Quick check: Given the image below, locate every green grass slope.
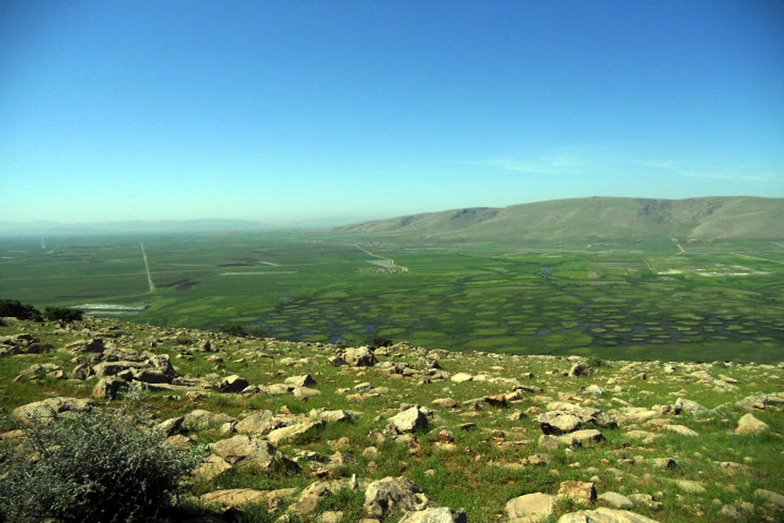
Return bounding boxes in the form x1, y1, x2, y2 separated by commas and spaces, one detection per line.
334, 197, 784, 241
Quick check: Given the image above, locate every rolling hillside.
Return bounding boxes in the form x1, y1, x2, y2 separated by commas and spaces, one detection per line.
334, 196, 784, 240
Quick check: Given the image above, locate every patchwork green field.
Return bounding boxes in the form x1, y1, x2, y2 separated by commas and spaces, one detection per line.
1, 232, 782, 363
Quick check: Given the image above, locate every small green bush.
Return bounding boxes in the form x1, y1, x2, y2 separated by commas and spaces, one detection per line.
219, 321, 248, 337
43, 305, 84, 323
218, 322, 269, 338
367, 335, 393, 349
0, 408, 206, 522
0, 299, 42, 321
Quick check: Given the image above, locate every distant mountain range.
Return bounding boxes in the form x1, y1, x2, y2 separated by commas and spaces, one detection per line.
0, 219, 271, 237
333, 196, 784, 240
3, 197, 782, 240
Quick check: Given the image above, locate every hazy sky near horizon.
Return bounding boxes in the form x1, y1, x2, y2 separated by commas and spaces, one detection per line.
2, 0, 783, 225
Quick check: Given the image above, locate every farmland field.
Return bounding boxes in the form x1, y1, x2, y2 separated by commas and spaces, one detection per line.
1, 232, 782, 362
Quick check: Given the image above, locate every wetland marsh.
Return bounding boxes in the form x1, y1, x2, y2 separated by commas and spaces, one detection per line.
1, 232, 782, 363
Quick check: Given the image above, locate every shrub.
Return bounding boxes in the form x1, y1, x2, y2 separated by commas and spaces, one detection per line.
0, 408, 206, 522
367, 335, 393, 349
43, 306, 84, 323
219, 322, 248, 337
0, 299, 42, 321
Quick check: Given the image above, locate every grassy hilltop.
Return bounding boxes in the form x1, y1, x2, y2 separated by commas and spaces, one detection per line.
0, 313, 782, 522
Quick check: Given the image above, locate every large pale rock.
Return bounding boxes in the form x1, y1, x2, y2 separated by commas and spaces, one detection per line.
310, 408, 358, 423
755, 488, 784, 507
506, 492, 557, 522
92, 376, 131, 400
558, 481, 597, 505
538, 412, 583, 435
736, 392, 784, 410
267, 420, 326, 445
93, 360, 147, 378
734, 413, 769, 435
210, 435, 297, 471
285, 374, 316, 387
364, 476, 431, 517
132, 368, 171, 384
146, 353, 176, 376
673, 398, 707, 414
398, 507, 468, 523
450, 372, 473, 383
558, 429, 605, 446
669, 479, 705, 494
344, 346, 378, 367
12, 397, 91, 423
557, 507, 660, 522
183, 409, 235, 429
235, 411, 282, 435
598, 492, 634, 509
664, 424, 699, 437
389, 407, 430, 434
545, 402, 617, 429
194, 454, 232, 480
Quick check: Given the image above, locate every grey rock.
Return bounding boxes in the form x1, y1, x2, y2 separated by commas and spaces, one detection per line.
558, 429, 605, 446
343, 346, 378, 367
598, 492, 634, 509
506, 492, 557, 522
557, 507, 660, 522
389, 407, 430, 434
235, 411, 281, 435
11, 397, 92, 423
398, 507, 468, 523
754, 488, 784, 507
92, 376, 131, 400
285, 374, 317, 387
538, 412, 583, 435
734, 413, 769, 435
267, 420, 326, 445
211, 434, 297, 472
364, 476, 431, 517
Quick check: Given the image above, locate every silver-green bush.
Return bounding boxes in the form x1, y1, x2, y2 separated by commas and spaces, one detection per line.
0, 408, 206, 522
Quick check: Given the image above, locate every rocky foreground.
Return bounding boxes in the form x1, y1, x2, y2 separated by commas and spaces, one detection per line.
1, 315, 783, 522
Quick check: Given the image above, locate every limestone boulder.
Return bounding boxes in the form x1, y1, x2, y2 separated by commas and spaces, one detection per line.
267, 420, 326, 445
364, 476, 431, 517
557, 507, 660, 522
343, 346, 378, 367
398, 507, 468, 523
558, 481, 597, 505
285, 374, 317, 387
210, 434, 297, 472
537, 412, 583, 435
235, 411, 282, 435
92, 376, 131, 400
734, 413, 769, 435
598, 492, 634, 509
389, 407, 430, 434
12, 397, 91, 423
506, 492, 557, 522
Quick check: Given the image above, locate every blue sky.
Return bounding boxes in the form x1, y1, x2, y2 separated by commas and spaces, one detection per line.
1, 0, 783, 225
